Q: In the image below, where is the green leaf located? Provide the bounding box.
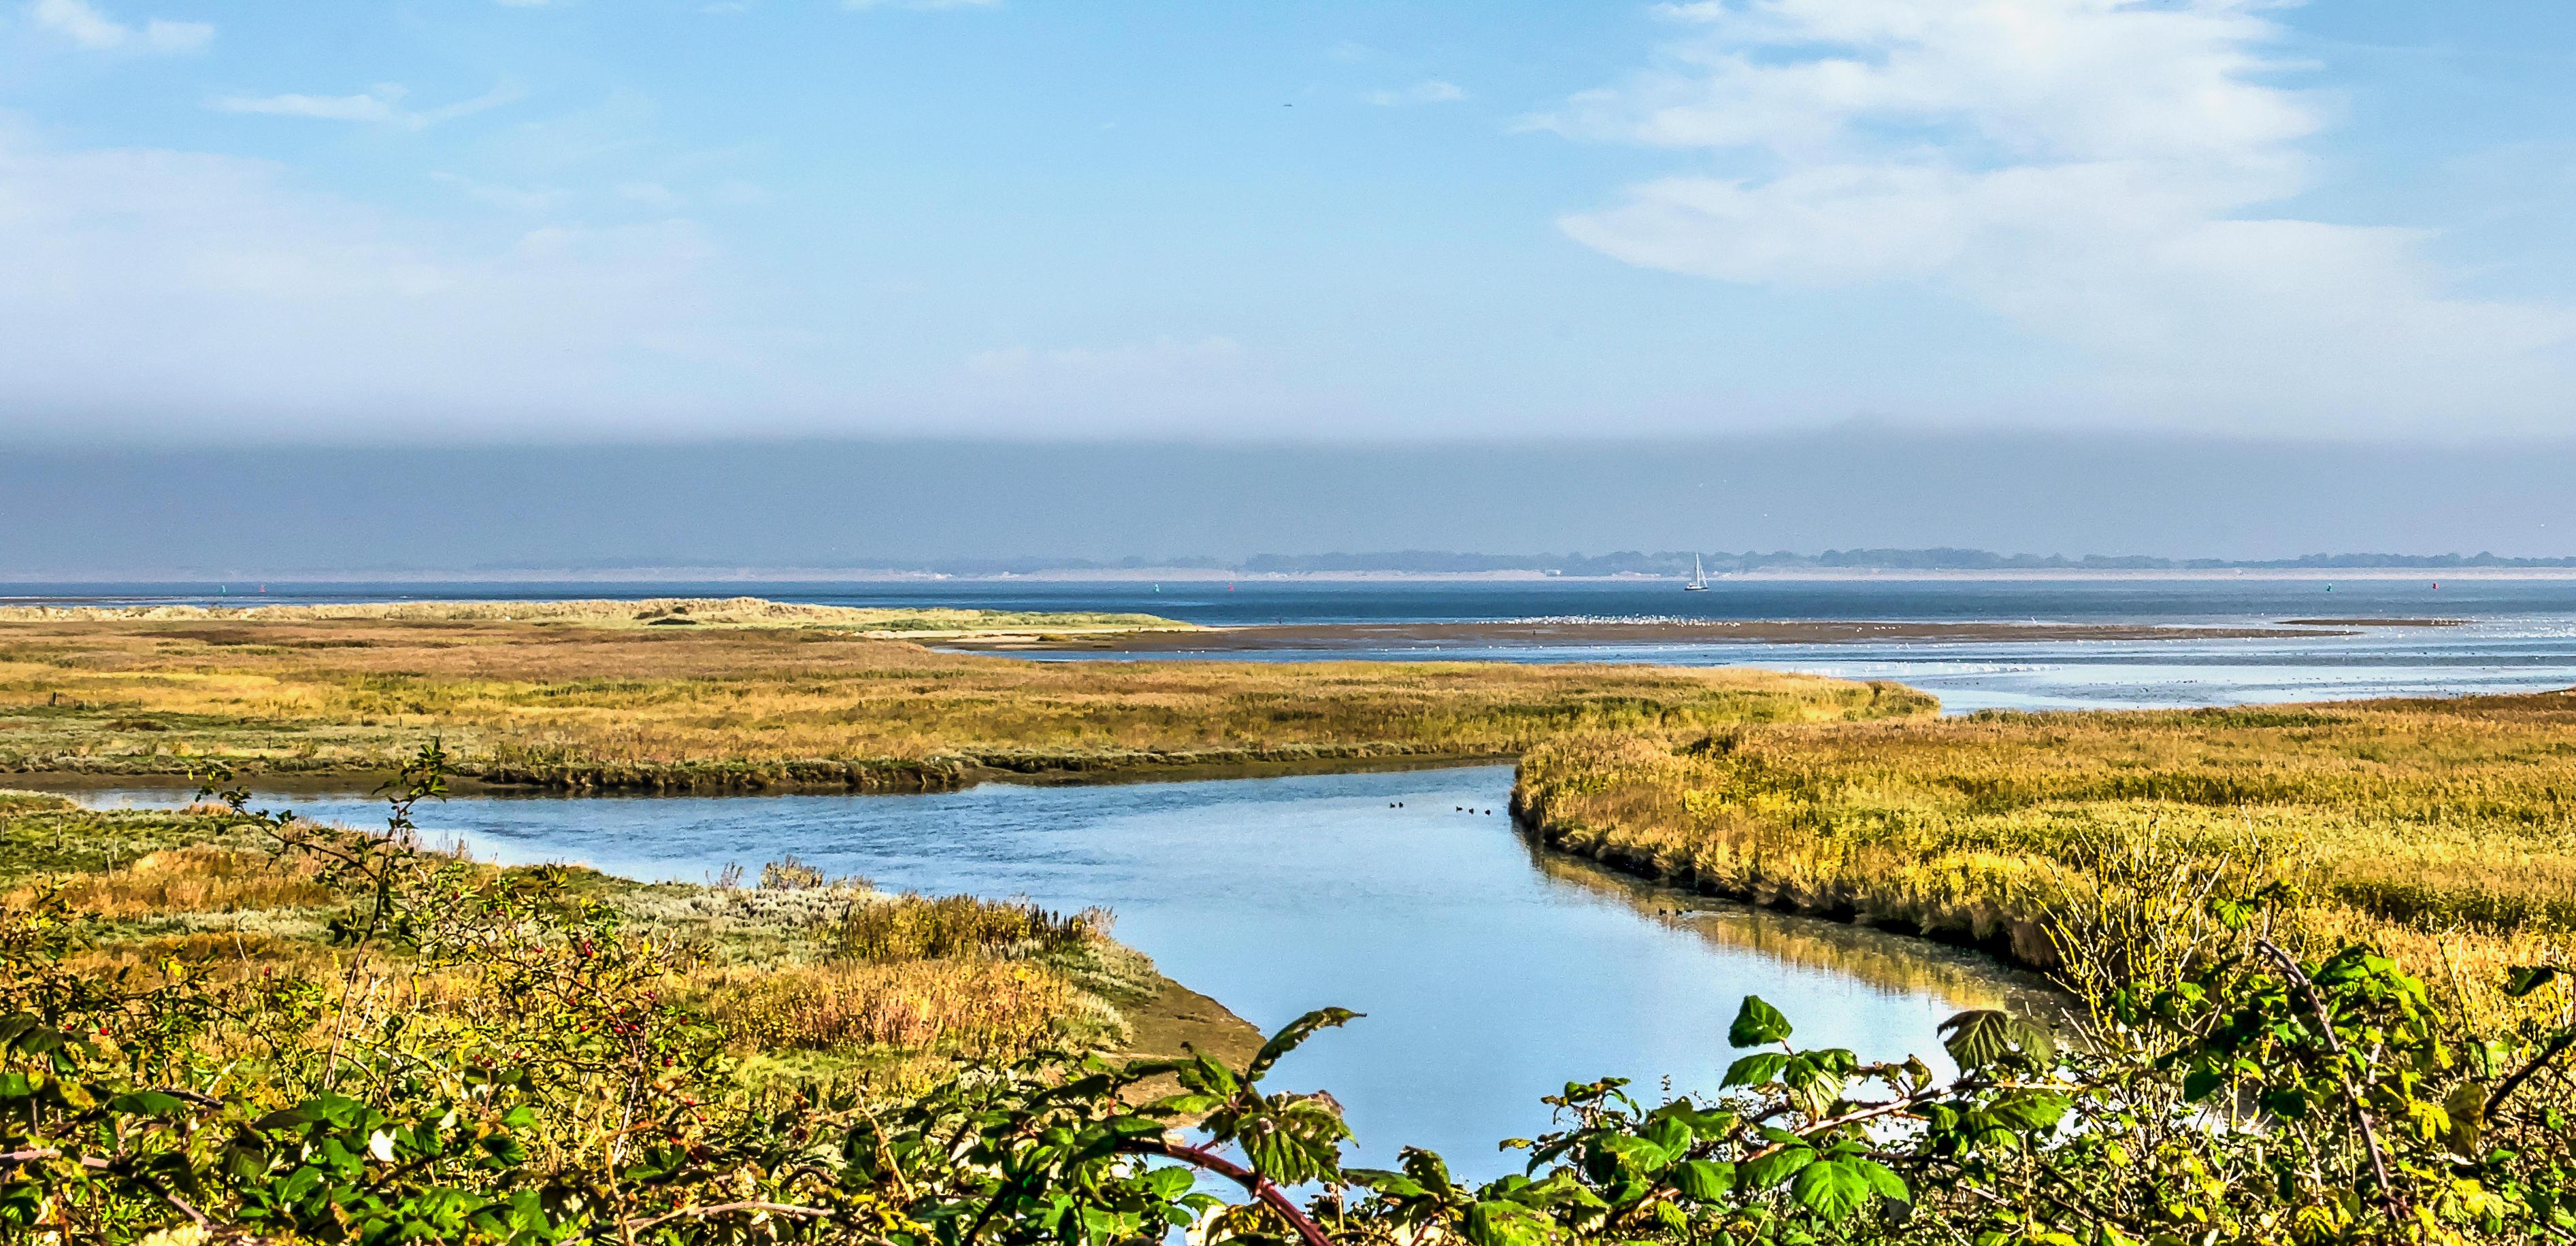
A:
[1344,1168,1428,1199]
[1464,1200,1544,1246]
[1674,1159,1736,1202]
[1246,1007,1361,1081]
[1938,1010,2051,1070]
[1642,1114,1691,1156]
[1724,1053,1790,1087]
[1508,1172,1607,1212]
[1856,1158,1908,1200]
[1400,1147,1457,1198]
[1140,1166,1196,1200]
[1597,1132,1678,1175]
[1647,1102,1738,1140]
[1738,1145,1815,1191]
[1985,1091,2071,1133]
[1789,1158,1881,1221]
[2505,966,2562,998]
[109,1091,188,1117]
[2181,1068,2228,1102]
[1729,996,1794,1048]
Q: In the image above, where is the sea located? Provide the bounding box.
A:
[10,576,2575,712]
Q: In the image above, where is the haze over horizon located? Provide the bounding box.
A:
[7,433,2576,577]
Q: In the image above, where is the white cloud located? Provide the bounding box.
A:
[1543,0,2576,434]
[27,0,210,54]
[1364,80,1466,107]
[0,120,775,438]
[210,82,524,131]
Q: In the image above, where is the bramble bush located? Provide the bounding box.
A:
[7,748,2576,1244]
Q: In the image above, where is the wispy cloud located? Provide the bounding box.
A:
[1540,0,2576,435]
[209,82,525,131]
[1362,80,1465,107]
[0,122,761,439]
[27,0,210,54]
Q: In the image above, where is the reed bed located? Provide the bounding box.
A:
[0,607,1929,788]
[1514,690,2576,1026]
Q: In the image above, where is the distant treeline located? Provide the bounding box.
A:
[1237,549,2576,575]
[497,548,2576,577]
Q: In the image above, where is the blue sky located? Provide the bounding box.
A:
[6,0,2576,443]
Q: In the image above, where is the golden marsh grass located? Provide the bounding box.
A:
[1513,690,2576,1025]
[0,799,1185,1081]
[0,604,1931,787]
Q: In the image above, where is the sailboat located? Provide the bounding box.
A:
[1683,555,1710,592]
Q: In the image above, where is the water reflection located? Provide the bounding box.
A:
[1521,846,2066,1021]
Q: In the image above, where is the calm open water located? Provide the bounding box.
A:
[15,577,2576,711]
[76,766,2058,1171]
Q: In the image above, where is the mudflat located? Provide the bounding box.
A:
[949,617,2363,653]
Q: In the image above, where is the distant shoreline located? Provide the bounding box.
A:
[948,617,2402,654]
[6,567,2576,588]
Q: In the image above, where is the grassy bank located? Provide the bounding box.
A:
[1513,689,2576,1026]
[0,784,1250,1094]
[0,601,1932,790]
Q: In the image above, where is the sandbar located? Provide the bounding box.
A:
[948,618,2368,653]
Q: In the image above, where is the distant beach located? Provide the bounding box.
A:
[946,617,2379,654]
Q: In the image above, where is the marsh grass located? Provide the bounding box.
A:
[0,799,1151,1088]
[0,607,1928,788]
[698,958,1076,1057]
[1515,690,2576,1026]
[9,843,337,920]
[832,892,1103,962]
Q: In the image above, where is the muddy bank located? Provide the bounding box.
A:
[952,618,2360,654]
[1118,973,1263,1067]
[2,744,1505,798]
